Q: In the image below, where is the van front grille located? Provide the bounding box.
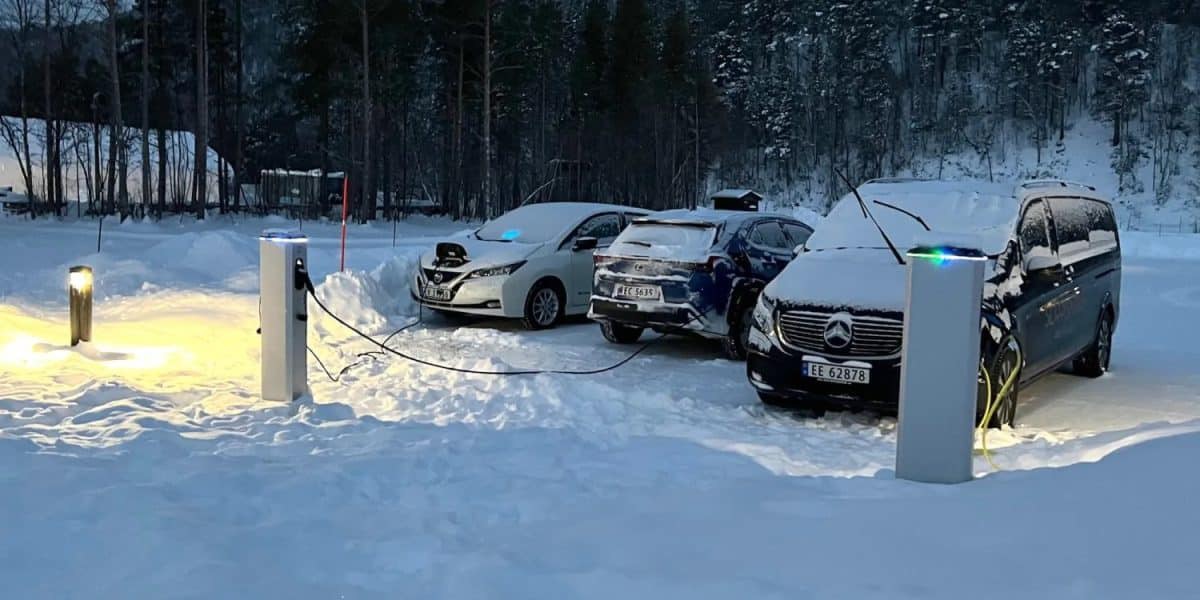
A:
[777,310,903,357]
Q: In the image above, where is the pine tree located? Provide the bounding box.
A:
[1094,11,1152,191]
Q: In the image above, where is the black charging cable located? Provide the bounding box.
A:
[300,270,707,377]
[306,279,426,383]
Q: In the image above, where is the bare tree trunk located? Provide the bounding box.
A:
[141,0,151,217]
[481,1,492,219]
[157,127,167,215]
[105,0,122,217]
[233,0,243,212]
[454,41,464,219]
[43,0,55,215]
[193,0,208,219]
[92,96,102,213]
[359,2,372,223]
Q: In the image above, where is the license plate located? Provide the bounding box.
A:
[423,285,453,301]
[802,361,870,384]
[614,283,662,301]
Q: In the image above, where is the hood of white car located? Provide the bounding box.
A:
[420,236,544,271]
[765,248,908,313]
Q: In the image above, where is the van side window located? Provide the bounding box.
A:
[1047,197,1090,258]
[1086,199,1119,250]
[1019,201,1051,260]
[1047,197,1118,260]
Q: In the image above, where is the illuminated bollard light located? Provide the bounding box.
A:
[68,265,94,347]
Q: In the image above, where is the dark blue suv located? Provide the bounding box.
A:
[589,209,814,359]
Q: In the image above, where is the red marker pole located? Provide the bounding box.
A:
[340,176,349,272]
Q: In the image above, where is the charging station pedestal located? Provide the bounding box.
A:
[896,237,987,484]
[260,230,308,402]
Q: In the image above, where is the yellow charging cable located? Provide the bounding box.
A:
[976,344,1022,470]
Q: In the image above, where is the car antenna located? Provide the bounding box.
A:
[834,169,906,266]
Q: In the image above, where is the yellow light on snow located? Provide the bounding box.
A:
[0,293,261,396]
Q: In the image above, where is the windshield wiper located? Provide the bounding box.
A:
[834,169,905,266]
[623,240,653,248]
[872,200,931,231]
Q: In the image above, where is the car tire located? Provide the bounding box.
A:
[722,304,754,361]
[977,337,1020,429]
[521,280,564,330]
[1073,311,1114,378]
[601,321,644,344]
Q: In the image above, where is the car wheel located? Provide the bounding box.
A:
[601,321,644,344]
[978,337,1021,429]
[722,304,754,361]
[522,281,563,330]
[1073,311,1114,378]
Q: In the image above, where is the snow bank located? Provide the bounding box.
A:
[312,271,394,338]
[310,253,421,340]
[146,230,259,280]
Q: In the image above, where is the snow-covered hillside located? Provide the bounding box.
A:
[0,214,1197,597]
[760,117,1200,233]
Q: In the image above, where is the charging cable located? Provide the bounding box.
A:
[301,270,707,377]
[976,343,1022,470]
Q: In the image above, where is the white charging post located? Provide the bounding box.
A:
[260,230,309,402]
[895,234,987,484]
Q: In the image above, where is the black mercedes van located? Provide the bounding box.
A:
[746,179,1121,427]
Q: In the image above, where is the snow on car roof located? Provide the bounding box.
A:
[806,179,1020,255]
[475,202,640,243]
[636,208,788,226]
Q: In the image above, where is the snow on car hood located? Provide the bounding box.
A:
[420,236,542,270]
[765,248,908,313]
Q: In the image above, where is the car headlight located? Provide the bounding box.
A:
[752,292,776,333]
[466,261,525,279]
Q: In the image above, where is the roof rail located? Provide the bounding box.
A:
[1019,179,1097,192]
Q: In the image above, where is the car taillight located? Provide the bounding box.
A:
[594,254,616,267]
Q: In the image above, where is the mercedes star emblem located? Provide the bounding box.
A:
[823,312,854,349]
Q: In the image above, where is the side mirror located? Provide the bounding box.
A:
[792,244,806,258]
[573,236,599,252]
[1026,254,1062,276]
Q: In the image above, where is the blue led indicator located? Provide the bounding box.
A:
[501,229,521,241]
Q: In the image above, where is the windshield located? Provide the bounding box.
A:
[475,205,573,244]
[805,182,1017,255]
[608,223,717,260]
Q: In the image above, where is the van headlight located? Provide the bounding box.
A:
[752,293,776,334]
[467,261,525,279]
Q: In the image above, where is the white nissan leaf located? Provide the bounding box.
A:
[413,202,649,329]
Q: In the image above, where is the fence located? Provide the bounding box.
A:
[1123,215,1200,235]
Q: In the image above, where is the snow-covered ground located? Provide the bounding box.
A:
[1,214,1198,598]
